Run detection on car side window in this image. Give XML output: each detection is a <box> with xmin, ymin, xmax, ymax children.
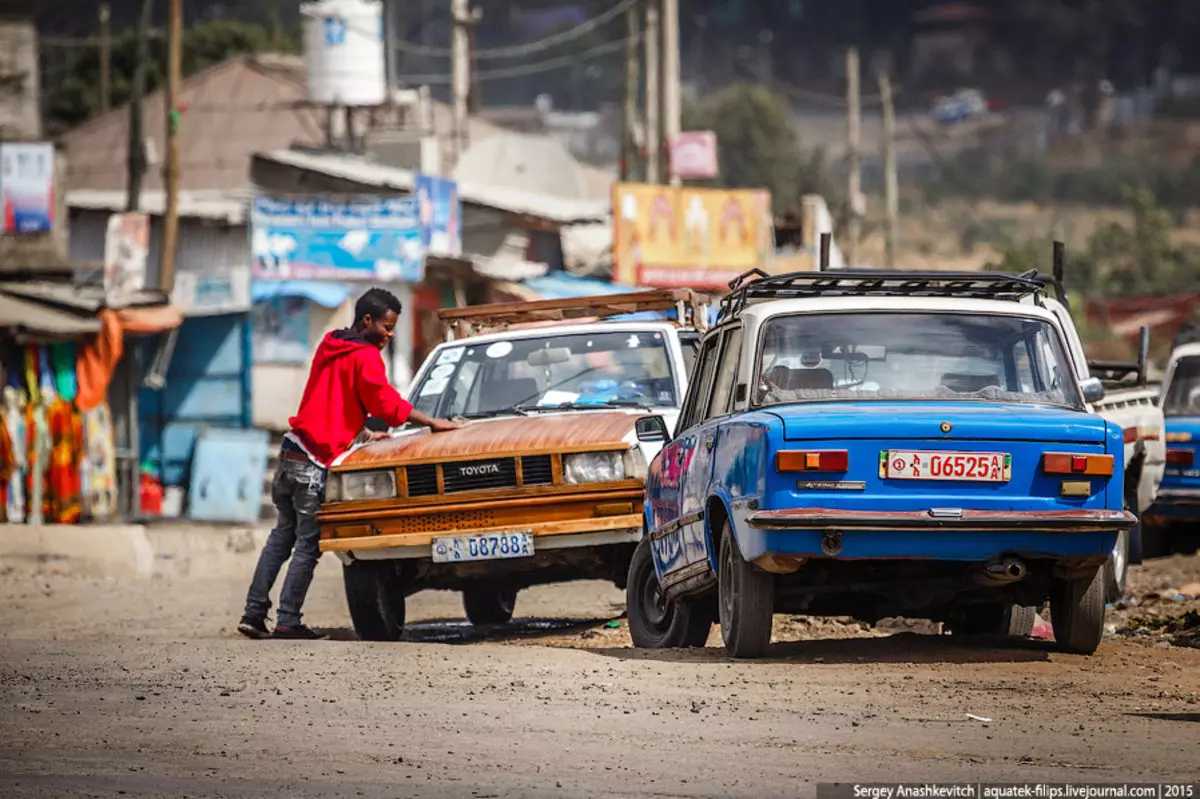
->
<box><xmin>680</xmin><ymin>334</ymin><xmax>721</xmax><ymax>432</ymax></box>
<box><xmin>705</xmin><ymin>326</ymin><xmax>743</xmax><ymax>420</ymax></box>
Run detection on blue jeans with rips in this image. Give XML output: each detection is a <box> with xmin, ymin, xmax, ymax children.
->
<box><xmin>243</xmin><ymin>458</ymin><xmax>327</xmax><ymax>629</ymax></box>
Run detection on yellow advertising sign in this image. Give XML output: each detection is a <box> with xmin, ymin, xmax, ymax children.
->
<box><xmin>612</xmin><ymin>182</ymin><xmax>773</xmax><ymax>289</ymax></box>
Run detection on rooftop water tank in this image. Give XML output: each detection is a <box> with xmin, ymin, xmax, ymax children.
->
<box><xmin>301</xmin><ymin>0</ymin><xmax>386</xmax><ymax>106</ymax></box>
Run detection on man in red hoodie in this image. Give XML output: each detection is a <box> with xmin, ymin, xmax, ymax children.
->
<box><xmin>238</xmin><ymin>288</ymin><xmax>460</xmax><ymax>640</ymax></box>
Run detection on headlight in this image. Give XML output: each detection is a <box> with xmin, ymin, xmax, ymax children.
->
<box><xmin>340</xmin><ymin>469</ymin><xmax>397</xmax><ymax>501</ymax></box>
<box><xmin>564</xmin><ymin>449</ymin><xmax>646</xmax><ymax>485</ymax></box>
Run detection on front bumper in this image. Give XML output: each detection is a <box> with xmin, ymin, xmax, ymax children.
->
<box><xmin>320</xmin><ymin>514</ymin><xmax>642</xmax><ymax>562</ymax></box>
<box><xmin>744</xmin><ymin>508</ymin><xmax>1136</xmax><ymax>562</ymax></box>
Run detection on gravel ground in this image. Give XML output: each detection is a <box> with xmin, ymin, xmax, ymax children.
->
<box><xmin>1</xmin><ymin>550</ymin><xmax>1199</xmax><ymax>798</ymax></box>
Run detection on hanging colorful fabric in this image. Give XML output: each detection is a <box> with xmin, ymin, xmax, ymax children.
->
<box><xmin>0</xmin><ymin>408</ymin><xmax>12</xmax><ymax>523</ymax></box>
<box><xmin>23</xmin><ymin>345</ymin><xmax>39</xmax><ymax>405</ymax></box>
<box><xmin>3</xmin><ymin>387</ymin><xmax>26</xmax><ymax>524</ymax></box>
<box><xmin>45</xmin><ymin>396</ymin><xmax>83</xmax><ymax>524</ymax></box>
<box><xmin>50</xmin><ymin>342</ymin><xmax>78</xmax><ymax>404</ymax></box>
<box><xmin>25</xmin><ymin>395</ymin><xmax>51</xmax><ymax>525</ymax></box>
<box><xmin>80</xmin><ymin>401</ymin><xmax>117</xmax><ymax>522</ymax></box>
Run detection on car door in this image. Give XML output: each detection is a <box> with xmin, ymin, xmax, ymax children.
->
<box><xmin>677</xmin><ymin>325</ymin><xmax>743</xmax><ymax>572</ymax></box>
<box><xmin>649</xmin><ymin>331</ymin><xmax>721</xmax><ymax>585</ymax></box>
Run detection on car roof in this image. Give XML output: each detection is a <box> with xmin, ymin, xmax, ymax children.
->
<box><xmin>429</xmin><ymin>320</ymin><xmax>686</xmax><ymax>351</ymax></box>
<box><xmin>737</xmin><ymin>295</ymin><xmax>1063</xmax><ymax>326</ymax></box>
<box><xmin>1171</xmin><ymin>342</ymin><xmax>1200</xmax><ymax>362</ymax></box>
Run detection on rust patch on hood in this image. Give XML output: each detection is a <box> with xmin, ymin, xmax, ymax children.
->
<box><xmin>336</xmin><ymin>412</ymin><xmax>639</xmax><ymax>469</ymax></box>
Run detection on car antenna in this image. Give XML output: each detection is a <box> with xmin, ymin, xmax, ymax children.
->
<box><xmin>819</xmin><ymin>232</ymin><xmax>831</xmax><ymax>271</ymax></box>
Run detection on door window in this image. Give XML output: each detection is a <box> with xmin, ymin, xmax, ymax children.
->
<box><xmin>680</xmin><ymin>334</ymin><xmax>721</xmax><ymax>432</ymax></box>
<box><xmin>705</xmin><ymin>326</ymin><xmax>743</xmax><ymax>420</ymax></box>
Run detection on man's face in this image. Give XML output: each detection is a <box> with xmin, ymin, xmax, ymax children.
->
<box><xmin>361</xmin><ymin>309</ymin><xmax>399</xmax><ymax>349</ymax></box>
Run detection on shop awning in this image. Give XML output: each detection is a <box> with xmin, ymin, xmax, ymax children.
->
<box><xmin>0</xmin><ymin>292</ymin><xmax>101</xmax><ymax>337</ymax></box>
<box><xmin>251</xmin><ymin>279</ymin><xmax>355</xmax><ymax>308</ymax></box>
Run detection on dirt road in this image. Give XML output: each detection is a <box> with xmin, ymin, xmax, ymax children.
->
<box><xmin>2</xmin><ymin>550</ymin><xmax>1199</xmax><ymax>798</ymax></box>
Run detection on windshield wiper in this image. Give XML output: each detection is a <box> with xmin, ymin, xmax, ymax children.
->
<box><xmin>453</xmin><ymin>405</ymin><xmax>533</xmax><ymax>420</ymax></box>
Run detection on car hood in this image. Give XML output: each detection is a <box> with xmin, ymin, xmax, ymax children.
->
<box><xmin>333</xmin><ymin>411</ymin><xmax>648</xmax><ymax>469</ymax></box>
<box><xmin>770</xmin><ymin>401</ymin><xmax>1108</xmax><ymax>445</ymax></box>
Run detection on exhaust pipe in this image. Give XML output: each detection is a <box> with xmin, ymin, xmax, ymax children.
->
<box><xmin>974</xmin><ymin>556</ymin><xmax>1027</xmax><ymax>586</ymax></box>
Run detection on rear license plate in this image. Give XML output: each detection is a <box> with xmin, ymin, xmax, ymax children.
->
<box><xmin>431</xmin><ymin>531</ymin><xmax>534</xmax><ymax>563</ymax></box>
<box><xmin>883</xmin><ymin>451</ymin><xmax>1011</xmax><ymax>482</ymax></box>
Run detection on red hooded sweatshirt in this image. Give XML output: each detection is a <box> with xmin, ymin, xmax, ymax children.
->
<box><xmin>287</xmin><ymin>329</ymin><xmax>413</xmax><ymax>467</ymax></box>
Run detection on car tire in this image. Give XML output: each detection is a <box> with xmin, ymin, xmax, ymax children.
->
<box><xmin>1050</xmin><ymin>567</ymin><xmax>1106</xmax><ymax>655</ymax></box>
<box><xmin>956</xmin><ymin>603</ymin><xmax>1035</xmax><ymax>637</ymax></box>
<box><xmin>463</xmin><ymin>586</ymin><xmax>517</xmax><ymax>626</ymax></box>
<box><xmin>717</xmin><ymin>520</ymin><xmax>775</xmax><ymax>659</ymax></box>
<box><xmin>626</xmin><ymin>538</ymin><xmax>712</xmax><ymax>648</ymax></box>
<box><xmin>343</xmin><ymin>561</ymin><xmax>406</xmax><ymax>642</ymax></box>
<box><xmin>1103</xmin><ymin>528</ymin><xmax>1130</xmax><ymax>604</ymax></box>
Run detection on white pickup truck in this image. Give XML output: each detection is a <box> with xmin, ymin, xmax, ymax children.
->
<box><xmin>1034</xmin><ymin>247</ymin><xmax>1165</xmax><ymax>600</ymax></box>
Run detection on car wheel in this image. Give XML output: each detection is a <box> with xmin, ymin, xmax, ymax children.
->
<box><xmin>462</xmin><ymin>586</ymin><xmax>517</xmax><ymax>626</ymax></box>
<box><xmin>1103</xmin><ymin>528</ymin><xmax>1130</xmax><ymax>604</ymax></box>
<box><xmin>717</xmin><ymin>520</ymin><xmax>775</xmax><ymax>659</ymax></box>
<box><xmin>1049</xmin><ymin>566</ymin><xmax>1106</xmax><ymax>655</ymax></box>
<box><xmin>626</xmin><ymin>538</ymin><xmax>712</xmax><ymax>648</ymax></box>
<box><xmin>955</xmin><ymin>603</ymin><xmax>1035</xmax><ymax>637</ymax></box>
<box><xmin>343</xmin><ymin>561</ymin><xmax>406</xmax><ymax>642</ymax></box>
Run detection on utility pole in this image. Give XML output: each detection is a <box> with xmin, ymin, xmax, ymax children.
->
<box><xmin>99</xmin><ymin>4</ymin><xmax>111</xmax><ymax>113</ymax></box>
<box><xmin>845</xmin><ymin>46</ymin><xmax>861</xmax><ymax>267</ymax></box>
<box><xmin>383</xmin><ymin>0</ymin><xmax>397</xmax><ymax>102</ymax></box>
<box><xmin>662</xmin><ymin>0</ymin><xmax>681</xmax><ymax>186</ymax></box>
<box><xmin>878</xmin><ymin>69</ymin><xmax>899</xmax><ymax>269</ymax></box>
<box><xmin>620</xmin><ymin>1</ymin><xmax>640</xmax><ymax>181</ymax></box>
<box><xmin>125</xmin><ymin>0</ymin><xmax>153</xmax><ymax>212</ymax></box>
<box><xmin>644</xmin><ymin>0</ymin><xmax>661</xmax><ymax>184</ymax></box>
<box><xmin>160</xmin><ymin>0</ymin><xmax>183</xmax><ymax>292</ymax></box>
<box><xmin>450</xmin><ymin>0</ymin><xmax>471</xmax><ymax>168</ymax></box>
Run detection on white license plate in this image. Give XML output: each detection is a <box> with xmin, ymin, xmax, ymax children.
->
<box><xmin>431</xmin><ymin>531</ymin><xmax>535</xmax><ymax>563</ymax></box>
<box><xmin>883</xmin><ymin>450</ymin><xmax>1011</xmax><ymax>482</ymax></box>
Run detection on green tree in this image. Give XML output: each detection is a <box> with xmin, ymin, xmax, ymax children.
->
<box><xmin>682</xmin><ymin>83</ymin><xmax>827</xmax><ymax>215</ymax></box>
<box><xmin>45</xmin><ymin>19</ymin><xmax>298</xmax><ymax>132</ymax></box>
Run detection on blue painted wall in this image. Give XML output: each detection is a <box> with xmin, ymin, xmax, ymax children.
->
<box><xmin>139</xmin><ymin>313</ymin><xmax>253</xmax><ymax>487</ymax></box>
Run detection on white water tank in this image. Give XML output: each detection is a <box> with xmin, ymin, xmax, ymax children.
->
<box><xmin>301</xmin><ymin>0</ymin><xmax>386</xmax><ymax>106</ymax></box>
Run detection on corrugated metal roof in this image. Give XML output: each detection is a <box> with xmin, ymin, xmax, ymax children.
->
<box><xmin>0</xmin><ymin>293</ymin><xmax>100</xmax><ymax>337</ymax></box>
<box><xmin>67</xmin><ymin>189</ymin><xmax>248</xmax><ymax>225</ymax></box>
<box><xmin>0</xmin><ymin>281</ymin><xmax>170</xmax><ymax>312</ymax></box>
<box><xmin>255</xmin><ymin>149</ymin><xmax>612</xmax><ymax>225</ymax></box>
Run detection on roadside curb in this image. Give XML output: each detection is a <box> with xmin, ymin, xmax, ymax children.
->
<box><xmin>0</xmin><ymin>521</ymin><xmax>274</xmax><ymax>580</ymax></box>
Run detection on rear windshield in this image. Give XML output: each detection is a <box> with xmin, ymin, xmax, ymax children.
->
<box><xmin>1163</xmin><ymin>356</ymin><xmax>1200</xmax><ymax>416</ymax></box>
<box><xmin>755</xmin><ymin>312</ymin><xmax>1082</xmax><ymax>408</ymax></box>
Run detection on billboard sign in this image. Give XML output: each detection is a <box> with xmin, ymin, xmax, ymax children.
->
<box><xmin>613</xmin><ymin>182</ymin><xmax>773</xmax><ymax>290</ymax></box>
<box><xmin>103</xmin><ymin>212</ymin><xmax>150</xmax><ymax>304</ymax></box>
<box><xmin>669</xmin><ymin>131</ymin><xmax>718</xmax><ymax>180</ymax></box>
<box><xmin>250</xmin><ymin>195</ymin><xmax>424</xmax><ymax>282</ymax></box>
<box><xmin>1</xmin><ymin>142</ymin><xmax>55</xmax><ymax>234</ymax></box>
<box><xmin>416</xmin><ymin>174</ymin><xmax>462</xmax><ymax>257</ymax></box>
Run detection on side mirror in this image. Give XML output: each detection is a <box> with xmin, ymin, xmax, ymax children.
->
<box><xmin>635</xmin><ymin>415</ymin><xmax>671</xmax><ymax>444</ymax></box>
<box><xmin>1080</xmin><ymin>376</ymin><xmax>1106</xmax><ymax>404</ymax></box>
<box><xmin>1137</xmin><ymin>326</ymin><xmax>1150</xmax><ymax>387</ymax></box>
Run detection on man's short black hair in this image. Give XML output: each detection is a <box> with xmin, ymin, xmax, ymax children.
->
<box><xmin>355</xmin><ymin>287</ymin><xmax>402</xmax><ymax>323</ymax></box>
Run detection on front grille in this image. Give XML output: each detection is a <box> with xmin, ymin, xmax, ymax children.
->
<box><xmin>406</xmin><ymin>464</ymin><xmax>439</xmax><ymax>497</ymax></box>
<box><xmin>441</xmin><ymin>457</ymin><xmax>518</xmax><ymax>493</ymax></box>
<box><xmin>521</xmin><ymin>455</ymin><xmax>553</xmax><ymax>486</ymax></box>
<box><xmin>394</xmin><ymin>509</ymin><xmax>495</xmax><ymax>534</ymax></box>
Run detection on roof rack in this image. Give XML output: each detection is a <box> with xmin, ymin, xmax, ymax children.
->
<box><xmin>438</xmin><ymin>288</ymin><xmax>710</xmax><ymax>340</ymax></box>
<box><xmin>716</xmin><ymin>269</ymin><xmax>1048</xmax><ymax>322</ymax></box>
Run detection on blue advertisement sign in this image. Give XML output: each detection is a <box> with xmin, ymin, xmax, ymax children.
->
<box><xmin>1</xmin><ymin>143</ymin><xmax>55</xmax><ymax>234</ymax></box>
<box><xmin>416</xmin><ymin>175</ymin><xmax>462</xmax><ymax>257</ymax></box>
<box><xmin>250</xmin><ymin>195</ymin><xmax>424</xmax><ymax>283</ymax></box>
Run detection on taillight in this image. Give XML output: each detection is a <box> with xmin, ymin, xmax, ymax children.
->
<box><xmin>1167</xmin><ymin>449</ymin><xmax>1195</xmax><ymax>468</ymax></box>
<box><xmin>777</xmin><ymin>450</ymin><xmax>849</xmax><ymax>472</ymax></box>
<box><xmin>1042</xmin><ymin>453</ymin><xmax>1114</xmax><ymax>477</ymax></box>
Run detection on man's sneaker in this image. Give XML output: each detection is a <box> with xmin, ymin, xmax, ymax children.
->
<box><xmin>237</xmin><ymin>615</ymin><xmax>270</xmax><ymax>640</ymax></box>
<box><xmin>272</xmin><ymin>624</ymin><xmax>327</xmax><ymax>640</ymax></box>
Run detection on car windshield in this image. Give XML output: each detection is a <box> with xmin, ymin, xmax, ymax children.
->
<box><xmin>755</xmin><ymin>312</ymin><xmax>1082</xmax><ymax>408</ymax></box>
<box><xmin>412</xmin><ymin>329</ymin><xmax>678</xmax><ymax>418</ymax></box>
<box><xmin>1163</xmin><ymin>356</ymin><xmax>1200</xmax><ymax>416</ymax></box>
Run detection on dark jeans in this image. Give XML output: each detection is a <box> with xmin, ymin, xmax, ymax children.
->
<box><xmin>244</xmin><ymin>457</ymin><xmax>327</xmax><ymax>628</ymax></box>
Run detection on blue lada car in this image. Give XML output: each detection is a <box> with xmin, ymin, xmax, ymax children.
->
<box><xmin>1144</xmin><ymin>342</ymin><xmax>1200</xmax><ymax>545</ymax></box>
<box><xmin>626</xmin><ymin>270</ymin><xmax>1137</xmax><ymax>658</ymax></box>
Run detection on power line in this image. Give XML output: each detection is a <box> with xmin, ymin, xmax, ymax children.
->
<box><xmin>401</xmin><ymin>33</ymin><xmax>639</xmax><ymax>85</ymax></box>
<box><xmin>390</xmin><ymin>0</ymin><xmax>638</xmax><ymax>60</ymax></box>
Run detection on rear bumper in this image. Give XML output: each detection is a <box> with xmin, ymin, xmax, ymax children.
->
<box><xmin>1146</xmin><ymin>488</ymin><xmax>1200</xmax><ymax>522</ymax></box>
<box><xmin>320</xmin><ymin>514</ymin><xmax>642</xmax><ymax>562</ymax></box>
<box><xmin>746</xmin><ymin>507</ymin><xmax>1137</xmax><ymax>533</ymax></box>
